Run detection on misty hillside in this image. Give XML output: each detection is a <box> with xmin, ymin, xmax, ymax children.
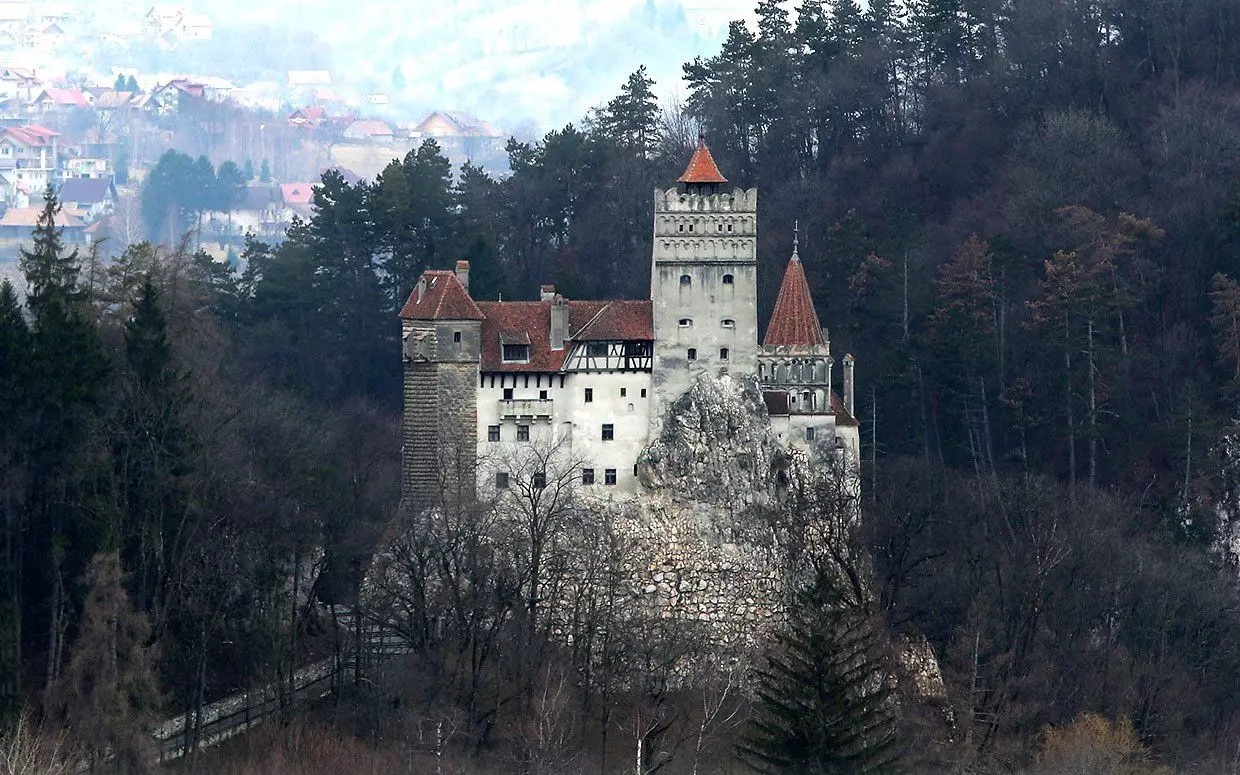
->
<box><xmin>128</xmin><ymin>0</ymin><xmax>753</xmax><ymax>131</ymax></box>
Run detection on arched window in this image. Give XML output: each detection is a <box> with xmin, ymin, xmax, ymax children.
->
<box><xmin>722</xmin><ymin>274</ymin><xmax>734</xmax><ymax>285</ymax></box>
<box><xmin>680</xmin><ymin>274</ymin><xmax>692</xmax><ymax>286</ymax></box>
<box><xmin>678</xmin><ymin>318</ymin><xmax>693</xmax><ymax>327</ymax></box>
<box><xmin>721</xmin><ymin>318</ymin><xmax>735</xmax><ymax>329</ymax></box>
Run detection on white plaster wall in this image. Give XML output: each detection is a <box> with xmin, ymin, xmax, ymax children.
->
<box><xmin>475</xmin><ymin>370</ymin><xmax>652</xmax><ymax>497</ymax></box>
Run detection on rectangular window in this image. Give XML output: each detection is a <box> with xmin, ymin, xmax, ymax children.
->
<box><xmin>641</xmin><ymin>389</ymin><xmax>647</xmax><ymax>398</ymax></box>
<box><xmin>487</xmin><ymin>425</ymin><xmax>500</xmax><ymax>442</ymax></box>
<box><xmin>587</xmin><ymin>342</ymin><xmax>608</xmax><ymax>357</ymax></box>
<box><xmin>602</xmin><ymin>424</ymin><xmax>614</xmax><ymax>441</ymax></box>
<box><xmin>585</xmin><ymin>388</ymin><xmax>593</xmax><ymax>403</ymax></box>
<box><xmin>517</xmin><ymin>424</ymin><xmax>530</xmax><ymax>441</ymax></box>
<box><xmin>633</xmin><ymin>464</ymin><xmax>638</xmax><ymax>477</ymax></box>
<box><xmin>720</xmin><ymin>347</ymin><xmax>729</xmax><ymax>360</ymax></box>
<box><xmin>453</xmin><ymin>330</ymin><xmax>461</xmax><ymax>342</ymax></box>
<box><xmin>805</xmin><ymin>427</ymin><xmax>816</xmax><ymax>441</ymax></box>
<box><xmin>502</xmin><ymin>344</ymin><xmax>530</xmax><ymax>362</ymax></box>
<box><xmin>503</xmin><ymin>388</ymin><xmax>514</xmax><ymax>400</ymax></box>
<box><xmin>604</xmin><ymin>468</ymin><xmax>617</xmax><ymax>485</ymax></box>
<box><xmin>533</xmin><ymin>471</ymin><xmax>546</xmax><ymax>489</ymax></box>
<box><xmin>687</xmin><ymin>348</ymin><xmax>697</xmax><ymax>361</ymax></box>
<box><xmin>495</xmin><ymin>472</ymin><xmax>509</xmax><ymax>489</ymax></box>
<box><xmin>582</xmin><ymin>468</ymin><xmax>595</xmax><ymax>485</ymax></box>
<box><xmin>539</xmin><ymin>390</ymin><xmax>548</xmax><ymax>400</ymax></box>
<box><xmin>620</xmin><ymin>387</ymin><xmax>627</xmax><ymax>397</ymax></box>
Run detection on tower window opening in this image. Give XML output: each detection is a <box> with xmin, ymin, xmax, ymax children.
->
<box><xmin>687</xmin><ymin>348</ymin><xmax>697</xmax><ymax>361</ymax></box>
<box><xmin>533</xmin><ymin>471</ymin><xmax>546</xmax><ymax>489</ymax></box>
<box><xmin>453</xmin><ymin>331</ymin><xmax>461</xmax><ymax>342</ymax></box>
<box><xmin>602</xmin><ymin>424</ymin><xmax>614</xmax><ymax>441</ymax></box>
<box><xmin>620</xmin><ymin>387</ymin><xmax>627</xmax><ymax>397</ymax></box>
<box><xmin>722</xmin><ymin>274</ymin><xmax>734</xmax><ymax>285</ymax></box>
<box><xmin>585</xmin><ymin>387</ymin><xmax>594</xmax><ymax>403</ymax></box>
<box><xmin>680</xmin><ymin>274</ymin><xmax>691</xmax><ymax>286</ymax></box>
<box><xmin>503</xmin><ymin>388</ymin><xmax>514</xmax><ymax>400</ymax></box>
<box><xmin>720</xmin><ymin>347</ymin><xmax>730</xmax><ymax>360</ymax></box>
<box><xmin>604</xmin><ymin>468</ymin><xmax>617</xmax><ymax>485</ymax></box>
<box><xmin>517</xmin><ymin>425</ymin><xmax>530</xmax><ymax>442</ymax></box>
<box><xmin>688</xmin><ymin>223</ymin><xmax>694</xmax><ymax>232</ymax></box>
<box><xmin>678</xmin><ymin>223</ymin><xmax>684</xmax><ymax>233</ymax></box>
<box><xmin>679</xmin><ymin>318</ymin><xmax>693</xmax><ymax>327</ymax></box>
<box><xmin>582</xmin><ymin>468</ymin><xmax>595</xmax><ymax>485</ymax></box>
<box><xmin>806</xmin><ymin>427</ymin><xmax>817</xmax><ymax>441</ymax></box>
<box><xmin>539</xmin><ymin>389</ymin><xmax>548</xmax><ymax>400</ymax></box>
<box><xmin>488</xmin><ymin>425</ymin><xmax>500</xmax><ymax>442</ymax></box>
<box><xmin>727</xmin><ymin>224</ymin><xmax>733</xmax><ymax>232</ymax></box>
<box><xmin>718</xmin><ymin>224</ymin><xmax>723</xmax><ymax>231</ymax></box>
<box><xmin>721</xmin><ymin>318</ymin><xmax>735</xmax><ymax>329</ymax></box>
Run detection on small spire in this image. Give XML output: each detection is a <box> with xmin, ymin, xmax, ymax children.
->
<box><xmin>792</xmin><ymin>219</ymin><xmax>800</xmax><ymax>261</ymax></box>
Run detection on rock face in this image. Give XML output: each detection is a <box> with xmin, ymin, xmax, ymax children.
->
<box><xmin>616</xmin><ymin>372</ymin><xmax>805</xmax><ymax>647</ymax></box>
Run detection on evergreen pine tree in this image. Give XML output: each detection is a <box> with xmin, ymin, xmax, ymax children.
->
<box><xmin>596</xmin><ymin>66</ymin><xmax>660</xmax><ymax>157</ymax></box>
<box><xmin>739</xmin><ymin>571</ymin><xmax>901</xmax><ymax>774</ymax></box>
<box><xmin>19</xmin><ymin>189</ymin><xmax>110</xmax><ymax>692</ymax></box>
<box><xmin>0</xmin><ymin>279</ymin><xmax>27</xmax><ymax>729</ymax></box>
<box><xmin>259</xmin><ymin>158</ymin><xmax>271</xmax><ymax>182</ymax></box>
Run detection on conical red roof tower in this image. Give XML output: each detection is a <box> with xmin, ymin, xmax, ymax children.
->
<box><xmin>677</xmin><ymin>134</ymin><xmax>728</xmax><ymax>185</ymax></box>
<box><xmin>763</xmin><ymin>232</ymin><xmax>825</xmax><ymax>347</ymax></box>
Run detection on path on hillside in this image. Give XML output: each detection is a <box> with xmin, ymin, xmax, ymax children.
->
<box><xmin>151</xmin><ymin>606</ymin><xmax>410</xmax><ymax>762</ymax></box>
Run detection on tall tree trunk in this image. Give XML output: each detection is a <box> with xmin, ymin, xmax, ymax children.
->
<box><xmin>1065</xmin><ymin>311</ymin><xmax>1076</xmax><ymax>504</ymax></box>
<box><xmin>1087</xmin><ymin>316</ymin><xmax>1097</xmax><ymax>490</ymax></box>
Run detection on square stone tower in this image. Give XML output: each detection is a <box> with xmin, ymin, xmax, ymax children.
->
<box><xmin>650</xmin><ymin>137</ymin><xmax>759</xmax><ymax>428</ymax></box>
<box><xmin>398</xmin><ymin>262</ymin><xmax>483</xmax><ymax>513</ymax></box>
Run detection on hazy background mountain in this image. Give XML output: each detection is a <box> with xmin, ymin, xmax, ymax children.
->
<box><xmin>103</xmin><ymin>0</ymin><xmax>761</xmax><ymax>135</ymax></box>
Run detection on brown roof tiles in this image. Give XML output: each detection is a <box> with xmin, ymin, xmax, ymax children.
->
<box><xmin>763</xmin><ymin>255</ymin><xmax>825</xmax><ymax>348</ymax></box>
<box><xmin>677</xmin><ymin>135</ymin><xmax>728</xmax><ymax>184</ymax></box>
<box><xmin>398</xmin><ymin>271</ymin><xmax>484</xmax><ymax>321</ymax></box>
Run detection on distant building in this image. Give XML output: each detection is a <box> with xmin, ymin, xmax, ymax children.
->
<box><xmin>342</xmin><ymin>119</ymin><xmax>394</xmax><ymax>145</ymax></box>
<box><xmin>414</xmin><ymin>110</ymin><xmax>504</xmax><ymax>158</ymax></box>
<box><xmin>0</xmin><ymin>66</ymin><xmax>39</xmax><ymax>103</ymax></box>
<box><xmin>58</xmin><ymin>176</ymin><xmax>116</xmax><ymax>221</ymax></box>
<box><xmin>0</xmin><ymin>124</ymin><xmax>59</xmax><ymax>207</ymax></box>
<box><xmin>0</xmin><ymin>205</ymin><xmax>85</xmax><ymax>244</ymax></box>
<box><xmin>287</xmin><ymin>70</ymin><xmax>331</xmax><ymax>89</ymax></box>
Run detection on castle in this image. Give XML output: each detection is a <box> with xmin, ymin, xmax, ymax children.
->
<box><xmin>399</xmin><ymin>138</ymin><xmax>859</xmax><ymax>508</ymax></box>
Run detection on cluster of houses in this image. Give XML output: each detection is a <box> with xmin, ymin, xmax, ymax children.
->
<box><xmin>0</xmin><ymin>3</ymin><xmax>509</xmax><ymax>256</ymax></box>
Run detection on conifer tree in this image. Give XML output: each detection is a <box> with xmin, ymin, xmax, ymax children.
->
<box><xmin>739</xmin><ymin>571</ymin><xmax>901</xmax><ymax>774</ymax></box>
<box><xmin>19</xmin><ymin>189</ymin><xmax>109</xmax><ymax>690</ymax></box>
<box><xmin>595</xmin><ymin>67</ymin><xmax>660</xmax><ymax>157</ymax></box>
<box><xmin>0</xmin><ymin>279</ymin><xmax>27</xmax><ymax>728</ymax></box>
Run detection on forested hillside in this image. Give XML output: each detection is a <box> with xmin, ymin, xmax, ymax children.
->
<box><xmin>6</xmin><ymin>0</ymin><xmax>1240</xmax><ymax>771</ymax></box>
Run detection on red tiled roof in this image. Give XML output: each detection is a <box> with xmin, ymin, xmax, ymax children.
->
<box><xmin>2</xmin><ymin>124</ymin><xmax>58</xmax><ymax>147</ymax></box>
<box><xmin>0</xmin><ymin>207</ymin><xmax>83</xmax><ymax>228</ymax></box>
<box><xmin>279</xmin><ymin>183</ymin><xmax>314</xmax><ymax>205</ymax></box>
<box><xmin>572</xmin><ymin>300</ymin><xmax>654</xmax><ymax>341</ymax></box>
<box><xmin>398</xmin><ymin>271</ymin><xmax>484</xmax><ymax>321</ymax></box>
<box><xmin>764</xmin><ymin>255</ymin><xmax>825</xmax><ymax>347</ymax></box>
<box><xmin>677</xmin><ymin>136</ymin><xmax>728</xmax><ymax>184</ymax></box>
<box><xmin>763</xmin><ymin>390</ymin><xmax>790</xmax><ymax>416</ymax></box>
<box><xmin>35</xmin><ymin>88</ymin><xmax>87</xmax><ymax>106</ymax></box>
<box><xmin>831</xmin><ymin>392</ymin><xmax>858</xmax><ymax>426</ymax></box>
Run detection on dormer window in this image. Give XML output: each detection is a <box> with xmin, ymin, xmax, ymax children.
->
<box><xmin>501</xmin><ymin>331</ymin><xmax>531</xmax><ymax>363</ymax></box>
<box><xmin>502</xmin><ymin>344</ymin><xmax>530</xmax><ymax>362</ymax></box>
<box><xmin>586</xmin><ymin>342</ymin><xmax>608</xmax><ymax>357</ymax></box>
<box><xmin>679</xmin><ymin>318</ymin><xmax>693</xmax><ymax>327</ymax></box>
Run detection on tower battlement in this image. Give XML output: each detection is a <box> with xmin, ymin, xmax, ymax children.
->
<box><xmin>653</xmin><ymin>187</ymin><xmax>758</xmax><ymax>213</ymax></box>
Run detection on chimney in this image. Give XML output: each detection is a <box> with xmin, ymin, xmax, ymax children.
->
<box><xmin>550</xmin><ymin>295</ymin><xmax>569</xmax><ymax>351</ymax></box>
<box><xmin>540</xmin><ymin>284</ymin><xmax>556</xmax><ymax>302</ymax></box>
<box><xmin>826</xmin><ymin>355</ymin><xmax>834</xmax><ymax>395</ymax></box>
<box><xmin>843</xmin><ymin>354</ymin><xmax>855</xmax><ymax>417</ymax></box>
<box><xmin>415</xmin><ymin>274</ymin><xmax>427</xmax><ymax>303</ymax></box>
<box><xmin>455</xmin><ymin>260</ymin><xmax>470</xmax><ymax>292</ymax></box>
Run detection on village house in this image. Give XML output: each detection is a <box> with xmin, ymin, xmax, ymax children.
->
<box><xmin>0</xmin><ymin>204</ymin><xmax>84</xmax><ymax>246</ymax></box>
<box><xmin>0</xmin><ymin>66</ymin><xmax>38</xmax><ymax>103</ymax></box>
<box><xmin>0</xmin><ymin>124</ymin><xmax>58</xmax><ymax>207</ymax></box>
<box><xmin>342</xmin><ymin>119</ymin><xmax>393</xmax><ymax>145</ymax></box>
<box><xmin>414</xmin><ymin>110</ymin><xmax>505</xmax><ymax>158</ymax></box>
<box><xmin>58</xmin><ymin>176</ymin><xmax>116</xmax><ymax>221</ymax></box>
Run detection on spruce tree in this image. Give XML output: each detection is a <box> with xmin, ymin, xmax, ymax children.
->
<box><xmin>19</xmin><ymin>189</ymin><xmax>109</xmax><ymax>691</ymax></box>
<box><xmin>739</xmin><ymin>571</ymin><xmax>901</xmax><ymax>774</ymax></box>
<box><xmin>0</xmin><ymin>279</ymin><xmax>27</xmax><ymax>728</ymax></box>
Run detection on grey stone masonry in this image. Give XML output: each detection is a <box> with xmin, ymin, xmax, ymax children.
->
<box><xmin>401</xmin><ymin>319</ymin><xmax>481</xmax><ymax>512</ymax></box>
<box><xmin>650</xmin><ymin>187</ymin><xmax>759</xmax><ymax>433</ymax></box>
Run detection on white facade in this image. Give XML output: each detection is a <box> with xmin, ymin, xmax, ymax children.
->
<box><xmin>476</xmin><ymin>355</ymin><xmax>653</xmax><ymax>498</ymax></box>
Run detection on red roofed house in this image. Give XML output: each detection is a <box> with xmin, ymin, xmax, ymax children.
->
<box><xmin>398</xmin><ymin>138</ymin><xmax>859</xmax><ymax>506</ymax></box>
<box><xmin>0</xmin><ymin>124</ymin><xmax>59</xmax><ymax>207</ymax></box>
